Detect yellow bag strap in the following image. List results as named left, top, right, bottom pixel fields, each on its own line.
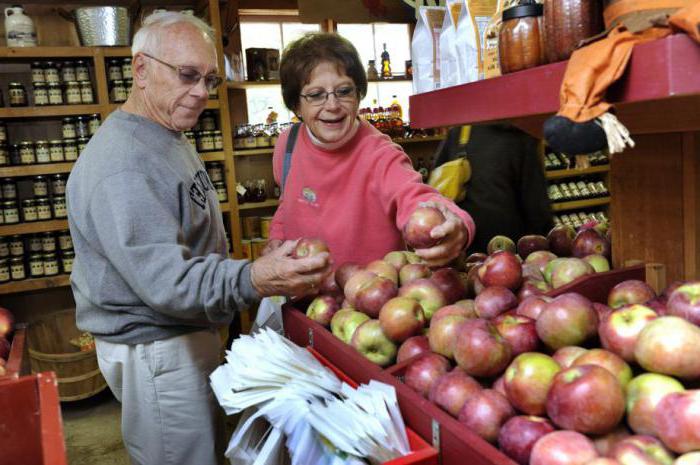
left=458, top=125, right=472, bottom=147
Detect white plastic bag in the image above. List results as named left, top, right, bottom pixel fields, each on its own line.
left=439, top=0, right=462, bottom=88
left=251, top=296, right=286, bottom=334
left=412, top=6, right=447, bottom=93
left=455, top=0, right=480, bottom=84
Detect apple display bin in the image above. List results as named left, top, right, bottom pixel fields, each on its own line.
left=1, top=324, right=27, bottom=380
left=0, top=371, right=68, bottom=465
left=308, top=347, right=439, bottom=465
left=284, top=264, right=649, bottom=465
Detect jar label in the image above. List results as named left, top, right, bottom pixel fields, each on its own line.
left=50, top=146, right=64, bottom=162
left=23, top=206, right=37, bottom=221
left=76, top=69, right=89, bottom=81
left=80, top=87, right=94, bottom=104
left=30, top=261, right=44, bottom=276
left=10, top=264, right=25, bottom=280
left=59, top=236, right=73, bottom=250
left=9, top=242, right=22, bottom=255
left=66, top=87, right=82, bottom=104
left=4, top=208, right=19, bottom=223
left=37, top=205, right=52, bottom=220
left=62, top=258, right=73, bottom=273
left=36, top=146, right=50, bottom=163
left=44, top=261, right=59, bottom=275
left=0, top=266, right=9, bottom=282
left=34, top=90, right=49, bottom=105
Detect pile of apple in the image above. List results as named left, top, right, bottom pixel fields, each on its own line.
left=296, top=206, right=700, bottom=465
left=0, top=307, right=15, bottom=377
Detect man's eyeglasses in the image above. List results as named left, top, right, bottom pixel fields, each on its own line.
left=141, top=52, right=223, bottom=91
left=299, top=86, right=357, bottom=106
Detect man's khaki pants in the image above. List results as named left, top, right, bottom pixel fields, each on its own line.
left=95, top=329, right=221, bottom=465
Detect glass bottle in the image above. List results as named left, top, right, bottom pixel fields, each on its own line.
left=366, top=60, right=379, bottom=80
left=253, top=179, right=267, bottom=202
left=380, top=43, right=392, bottom=79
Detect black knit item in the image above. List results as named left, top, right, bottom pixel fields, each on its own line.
left=544, top=115, right=608, bottom=155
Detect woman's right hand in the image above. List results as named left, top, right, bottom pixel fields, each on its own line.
left=250, top=240, right=331, bottom=298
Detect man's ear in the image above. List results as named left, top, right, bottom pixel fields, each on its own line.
left=132, top=53, right=149, bottom=89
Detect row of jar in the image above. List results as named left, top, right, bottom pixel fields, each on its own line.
left=233, top=124, right=284, bottom=150
left=194, top=111, right=219, bottom=132
left=241, top=215, right=273, bottom=240
left=0, top=231, right=73, bottom=258
left=29, top=61, right=92, bottom=85
left=0, top=138, right=88, bottom=166
left=0, top=115, right=99, bottom=146
left=548, top=180, right=610, bottom=202
left=184, top=130, right=224, bottom=152
left=1, top=196, right=67, bottom=224
left=236, top=179, right=277, bottom=204
left=6, top=80, right=94, bottom=107
left=0, top=250, right=73, bottom=283
left=1, top=175, right=67, bottom=201
left=553, top=211, right=609, bottom=230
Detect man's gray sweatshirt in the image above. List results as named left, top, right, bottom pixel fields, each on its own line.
left=67, top=110, right=259, bottom=344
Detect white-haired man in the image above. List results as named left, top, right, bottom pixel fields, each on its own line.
left=66, top=12, right=330, bottom=465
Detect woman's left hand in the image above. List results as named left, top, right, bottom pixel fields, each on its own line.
left=413, top=201, right=468, bottom=268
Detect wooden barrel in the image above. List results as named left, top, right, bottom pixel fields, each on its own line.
left=27, top=310, right=107, bottom=402
left=603, top=0, right=693, bottom=28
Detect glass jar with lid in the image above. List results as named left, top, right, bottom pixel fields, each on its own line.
left=35, top=140, right=51, bottom=163
left=49, top=140, right=64, bottom=162
left=201, top=111, right=217, bottom=131
left=0, top=258, right=9, bottom=284
left=62, top=117, right=77, bottom=139
left=75, top=116, right=89, bottom=139
left=75, top=60, right=90, bottom=81
left=33, top=176, right=48, bottom=196
left=36, top=197, right=52, bottom=220
left=63, top=139, right=78, bottom=161
left=80, top=81, right=94, bottom=104
left=8, top=82, right=27, bottom=107
left=41, top=232, right=56, bottom=252
left=243, top=126, right=257, bottom=149
left=0, top=144, right=8, bottom=167
left=52, top=195, right=67, bottom=219
left=0, top=121, right=6, bottom=144
left=184, top=131, right=196, bottom=147
left=33, top=82, right=49, bottom=106
left=44, top=61, right=60, bottom=83
left=28, top=253, right=44, bottom=278
left=208, top=86, right=218, bottom=100
left=88, top=114, right=101, bottom=135
left=61, top=61, right=77, bottom=82
left=8, top=144, right=20, bottom=166
left=121, top=58, right=133, bottom=79
left=1, top=178, right=16, bottom=199
left=28, top=234, right=42, bottom=253
left=3, top=200, right=19, bottom=224
left=31, top=61, right=45, bottom=83
left=22, top=199, right=37, bottom=222
left=0, top=237, right=8, bottom=258
left=51, top=174, right=67, bottom=195
left=19, top=141, right=35, bottom=165
left=108, top=59, right=123, bottom=81
left=213, top=130, right=223, bottom=150
left=8, top=236, right=23, bottom=256
left=214, top=182, right=228, bottom=202
left=57, top=230, right=72, bottom=251
left=65, top=81, right=82, bottom=104
left=110, top=80, right=127, bottom=103
left=77, top=137, right=89, bottom=154
left=48, top=82, right=63, bottom=105
left=196, top=131, right=214, bottom=152
left=61, top=250, right=75, bottom=273
left=233, top=126, right=245, bottom=150
left=43, top=253, right=59, bottom=276
left=207, top=163, right=224, bottom=182
left=9, top=257, right=25, bottom=281
left=499, top=0, right=546, bottom=74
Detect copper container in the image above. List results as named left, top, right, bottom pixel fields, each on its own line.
left=499, top=0, right=546, bottom=74
left=544, top=0, right=603, bottom=63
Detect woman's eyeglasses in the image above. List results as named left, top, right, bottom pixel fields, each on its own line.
left=300, top=86, right=357, bottom=106
left=141, top=52, right=223, bottom=91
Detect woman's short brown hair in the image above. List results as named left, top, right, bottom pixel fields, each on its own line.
left=280, top=32, right=368, bottom=112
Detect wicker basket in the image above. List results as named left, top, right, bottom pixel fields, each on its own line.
left=27, top=310, right=107, bottom=402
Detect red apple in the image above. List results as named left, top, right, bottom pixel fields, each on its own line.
left=676, top=453, right=700, bottom=465
left=610, top=435, right=675, bottom=465
left=593, top=302, right=613, bottom=321
left=626, top=373, right=685, bottom=436
left=475, top=286, right=518, bottom=319
left=453, top=299, right=477, bottom=315
left=493, top=314, right=539, bottom=356
left=457, top=389, right=514, bottom=443
left=536, top=293, right=598, bottom=349
left=431, top=268, right=466, bottom=304
left=517, top=234, right=549, bottom=259
left=492, top=375, right=507, bottom=396
left=350, top=319, right=397, bottom=367
left=398, top=263, right=432, bottom=286
left=662, top=280, right=686, bottom=302
left=530, top=430, right=599, bottom=465
left=355, top=276, right=398, bottom=318
left=478, top=251, right=523, bottom=290
left=550, top=257, right=595, bottom=289
left=516, top=295, right=551, bottom=320
left=599, top=304, right=658, bottom=362
left=319, top=271, right=342, bottom=298
left=335, top=262, right=362, bottom=290
left=655, top=390, right=700, bottom=454
left=608, top=280, right=656, bottom=309
left=465, top=265, right=483, bottom=297
left=404, top=352, right=450, bottom=398
left=552, top=346, right=588, bottom=368
left=526, top=250, right=559, bottom=273
left=396, top=335, right=430, bottom=363
left=546, top=365, right=625, bottom=434
left=582, top=254, right=610, bottom=273
left=522, top=263, right=545, bottom=282
left=587, top=459, right=622, bottom=465
left=466, top=252, right=488, bottom=264
left=306, top=295, right=340, bottom=326
left=343, top=270, right=376, bottom=307
left=572, top=228, right=611, bottom=259
left=646, top=298, right=669, bottom=316
left=635, top=316, right=700, bottom=379
left=398, top=278, right=447, bottom=321
left=504, top=352, right=561, bottom=415
left=365, top=259, right=398, bottom=285
left=433, top=302, right=476, bottom=323
left=378, top=297, right=425, bottom=342
left=428, top=368, right=482, bottom=417
left=517, top=281, right=548, bottom=301
left=0, top=337, right=10, bottom=360
left=453, top=319, right=512, bottom=377
left=330, top=308, right=370, bottom=344
left=0, top=308, right=14, bottom=338
left=403, top=206, right=445, bottom=249
left=498, top=415, right=555, bottom=465
left=547, top=225, right=577, bottom=257
left=292, top=237, right=329, bottom=258
left=383, top=251, right=410, bottom=271
left=487, top=235, right=516, bottom=255
left=572, top=349, right=633, bottom=388
left=428, top=314, right=468, bottom=359
left=667, top=281, right=700, bottom=325
left=594, top=426, right=632, bottom=457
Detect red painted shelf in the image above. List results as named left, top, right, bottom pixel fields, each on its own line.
left=409, top=34, right=700, bottom=129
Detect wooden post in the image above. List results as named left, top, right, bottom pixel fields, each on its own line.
left=645, top=263, right=667, bottom=295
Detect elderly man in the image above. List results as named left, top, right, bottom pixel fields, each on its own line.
left=66, top=12, right=330, bottom=465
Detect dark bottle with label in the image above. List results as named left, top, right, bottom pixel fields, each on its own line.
left=380, top=43, right=392, bottom=79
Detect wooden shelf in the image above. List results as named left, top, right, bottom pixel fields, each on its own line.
left=546, top=165, right=610, bottom=180
left=0, top=104, right=102, bottom=119
left=102, top=47, right=132, bottom=58
left=392, top=135, right=445, bottom=144
left=0, top=219, right=69, bottom=236
left=234, top=148, right=274, bottom=156
left=238, top=199, right=279, bottom=210
left=409, top=35, right=700, bottom=130
left=551, top=197, right=611, bottom=212
left=206, top=100, right=220, bottom=109
left=0, top=47, right=95, bottom=58
left=227, top=76, right=411, bottom=89
left=0, top=275, right=71, bottom=295
left=200, top=151, right=225, bottom=162
left=220, top=202, right=231, bottom=212
left=0, top=162, right=74, bottom=178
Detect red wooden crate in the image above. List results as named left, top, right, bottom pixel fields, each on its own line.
left=0, top=371, right=67, bottom=465
left=308, top=347, right=438, bottom=465
left=1, top=325, right=27, bottom=380
left=545, top=264, right=646, bottom=302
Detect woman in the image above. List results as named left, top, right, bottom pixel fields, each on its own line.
left=266, top=32, right=475, bottom=268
